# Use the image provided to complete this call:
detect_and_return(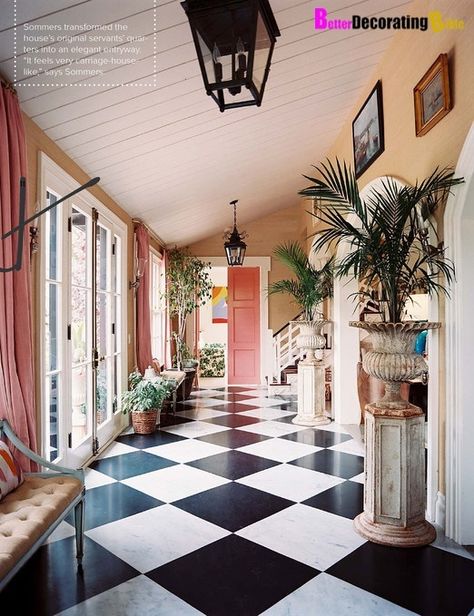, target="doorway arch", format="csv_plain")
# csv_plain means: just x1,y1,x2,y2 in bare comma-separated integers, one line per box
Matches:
444,122,474,544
